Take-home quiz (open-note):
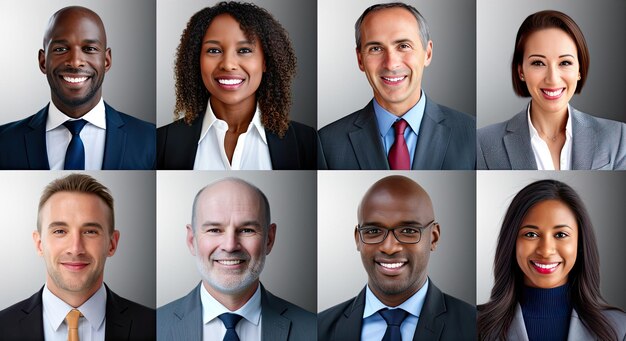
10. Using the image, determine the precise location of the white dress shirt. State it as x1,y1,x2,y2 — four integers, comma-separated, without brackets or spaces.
193,100,272,170
42,283,106,341
200,283,262,341
46,98,107,170
527,104,572,170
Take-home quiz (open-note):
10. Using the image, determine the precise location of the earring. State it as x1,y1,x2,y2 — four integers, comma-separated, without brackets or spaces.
577,75,581,80
520,76,525,81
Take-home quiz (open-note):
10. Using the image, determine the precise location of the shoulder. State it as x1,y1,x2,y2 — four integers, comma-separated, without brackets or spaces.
0,291,42,337
0,109,45,137
428,100,476,126
106,104,155,133
263,288,316,323
601,309,626,338
441,292,477,316
319,105,371,138
319,297,353,320
572,109,626,134
107,288,155,326
286,120,316,138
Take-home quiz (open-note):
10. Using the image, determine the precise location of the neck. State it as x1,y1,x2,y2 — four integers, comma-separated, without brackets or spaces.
46,277,102,308
204,280,259,311
210,96,256,133
529,101,568,137
51,94,101,119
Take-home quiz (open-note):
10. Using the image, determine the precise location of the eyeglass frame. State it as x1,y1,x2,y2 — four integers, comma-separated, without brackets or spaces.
356,220,437,244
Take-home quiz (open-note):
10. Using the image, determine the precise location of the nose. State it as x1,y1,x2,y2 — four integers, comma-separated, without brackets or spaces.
67,231,86,255
220,228,241,252
66,47,85,68
383,49,401,71
545,64,559,84
535,236,556,258
219,51,237,71
378,229,402,255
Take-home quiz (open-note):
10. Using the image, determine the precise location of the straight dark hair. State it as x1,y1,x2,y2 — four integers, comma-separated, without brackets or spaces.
478,179,619,340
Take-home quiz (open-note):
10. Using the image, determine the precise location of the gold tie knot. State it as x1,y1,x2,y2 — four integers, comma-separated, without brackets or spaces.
65,309,82,341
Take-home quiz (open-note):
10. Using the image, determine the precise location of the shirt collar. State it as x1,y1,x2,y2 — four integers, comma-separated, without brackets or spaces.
197,99,268,145
526,102,573,140
200,282,262,326
42,283,107,332
373,90,426,137
363,278,429,319
45,97,107,132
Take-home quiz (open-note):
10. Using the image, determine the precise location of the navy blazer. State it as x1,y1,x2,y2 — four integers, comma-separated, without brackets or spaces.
157,283,317,341
0,102,156,170
157,114,317,170
318,280,476,341
318,96,476,170
0,285,156,341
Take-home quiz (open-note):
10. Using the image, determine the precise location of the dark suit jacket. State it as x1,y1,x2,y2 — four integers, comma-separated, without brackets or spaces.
477,106,626,170
0,102,156,170
157,283,316,340
318,97,476,169
0,285,156,341
157,114,317,170
318,281,476,341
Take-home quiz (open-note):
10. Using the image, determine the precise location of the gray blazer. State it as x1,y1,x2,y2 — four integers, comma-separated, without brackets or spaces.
318,96,476,170
477,107,626,170
506,304,626,341
157,283,316,341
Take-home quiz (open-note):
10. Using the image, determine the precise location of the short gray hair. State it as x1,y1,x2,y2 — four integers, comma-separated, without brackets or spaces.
355,2,430,50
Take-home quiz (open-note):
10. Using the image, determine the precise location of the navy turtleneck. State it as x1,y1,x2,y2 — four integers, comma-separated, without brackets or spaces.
521,284,572,341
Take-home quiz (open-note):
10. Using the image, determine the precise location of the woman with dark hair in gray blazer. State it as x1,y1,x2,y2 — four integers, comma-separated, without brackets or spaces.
477,10,626,170
478,180,626,340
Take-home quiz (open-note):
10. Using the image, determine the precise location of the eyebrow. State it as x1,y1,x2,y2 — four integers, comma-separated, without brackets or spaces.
361,220,424,227
363,38,414,48
48,221,105,230
520,224,574,230
527,54,575,59
203,40,254,45
200,220,262,228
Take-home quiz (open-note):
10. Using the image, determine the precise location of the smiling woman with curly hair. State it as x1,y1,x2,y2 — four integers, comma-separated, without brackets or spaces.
157,1,317,170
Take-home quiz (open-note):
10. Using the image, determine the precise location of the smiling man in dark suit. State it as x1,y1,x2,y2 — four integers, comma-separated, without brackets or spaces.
157,177,316,340
318,175,475,340
0,6,155,170
318,3,475,170
0,174,155,340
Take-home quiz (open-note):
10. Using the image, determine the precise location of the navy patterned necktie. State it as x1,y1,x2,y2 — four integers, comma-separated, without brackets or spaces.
379,308,409,341
63,119,87,170
218,313,243,341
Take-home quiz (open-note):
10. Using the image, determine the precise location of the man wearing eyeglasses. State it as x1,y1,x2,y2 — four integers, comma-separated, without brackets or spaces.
318,175,475,340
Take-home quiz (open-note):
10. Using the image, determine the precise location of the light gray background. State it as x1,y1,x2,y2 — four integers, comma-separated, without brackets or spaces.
318,171,476,312
156,0,317,128
157,171,317,313
477,171,626,311
318,0,476,129
0,171,156,309
477,0,626,127
0,0,156,124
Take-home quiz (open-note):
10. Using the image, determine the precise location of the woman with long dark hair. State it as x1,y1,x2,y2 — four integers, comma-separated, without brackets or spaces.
478,180,626,340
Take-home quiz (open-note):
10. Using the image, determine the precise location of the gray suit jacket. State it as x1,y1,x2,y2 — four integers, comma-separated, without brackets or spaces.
318,97,475,169
157,283,316,341
506,304,626,341
477,107,626,170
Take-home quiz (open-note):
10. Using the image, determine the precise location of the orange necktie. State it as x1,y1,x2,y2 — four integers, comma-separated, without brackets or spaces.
65,309,82,341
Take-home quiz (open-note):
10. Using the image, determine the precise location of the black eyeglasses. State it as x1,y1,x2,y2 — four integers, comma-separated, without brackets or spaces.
357,220,436,244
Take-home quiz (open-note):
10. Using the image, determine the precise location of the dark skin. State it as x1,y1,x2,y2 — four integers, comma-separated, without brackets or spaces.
356,175,440,307
39,6,111,119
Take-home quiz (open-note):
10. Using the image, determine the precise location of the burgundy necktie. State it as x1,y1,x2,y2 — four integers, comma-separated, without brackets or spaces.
388,119,410,170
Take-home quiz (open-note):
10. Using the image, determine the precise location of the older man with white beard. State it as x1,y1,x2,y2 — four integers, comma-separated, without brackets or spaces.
157,178,316,341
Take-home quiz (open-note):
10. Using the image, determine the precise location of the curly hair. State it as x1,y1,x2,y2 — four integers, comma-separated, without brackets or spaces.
174,1,296,137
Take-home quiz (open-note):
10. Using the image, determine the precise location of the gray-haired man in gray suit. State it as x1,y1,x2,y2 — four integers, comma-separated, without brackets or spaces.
157,178,316,340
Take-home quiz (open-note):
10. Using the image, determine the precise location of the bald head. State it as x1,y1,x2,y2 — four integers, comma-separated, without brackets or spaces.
43,6,107,49
191,178,271,234
358,175,434,223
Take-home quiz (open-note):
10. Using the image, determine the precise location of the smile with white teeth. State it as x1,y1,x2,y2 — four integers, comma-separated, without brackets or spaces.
217,260,244,265
531,261,559,269
382,76,405,82
63,76,88,83
541,88,564,97
379,262,404,269
217,78,243,85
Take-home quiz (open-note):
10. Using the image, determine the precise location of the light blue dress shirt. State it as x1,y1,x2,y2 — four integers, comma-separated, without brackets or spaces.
361,278,429,341
373,90,426,166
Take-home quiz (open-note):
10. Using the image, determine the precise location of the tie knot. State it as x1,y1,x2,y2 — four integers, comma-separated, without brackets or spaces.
379,308,408,327
63,119,87,135
218,313,243,329
65,309,82,329
393,119,408,136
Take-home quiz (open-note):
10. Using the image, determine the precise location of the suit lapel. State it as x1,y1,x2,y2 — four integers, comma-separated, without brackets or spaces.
413,281,445,341
503,111,536,169
506,304,530,341
348,102,389,169
332,287,366,341
570,108,601,170
18,288,45,340
413,99,450,169
267,125,299,169
261,285,292,341
567,309,594,341
25,107,50,170
171,284,203,340
101,103,127,169
104,285,133,340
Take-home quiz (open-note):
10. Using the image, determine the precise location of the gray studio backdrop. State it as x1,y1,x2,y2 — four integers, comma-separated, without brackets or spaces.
477,0,626,128
156,0,317,128
476,171,626,311
0,171,156,310
0,0,156,124
156,171,317,313
318,0,476,129
317,171,476,312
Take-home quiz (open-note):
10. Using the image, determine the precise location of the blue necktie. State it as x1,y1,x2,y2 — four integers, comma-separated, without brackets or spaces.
379,308,408,341
63,119,87,170
218,313,243,341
